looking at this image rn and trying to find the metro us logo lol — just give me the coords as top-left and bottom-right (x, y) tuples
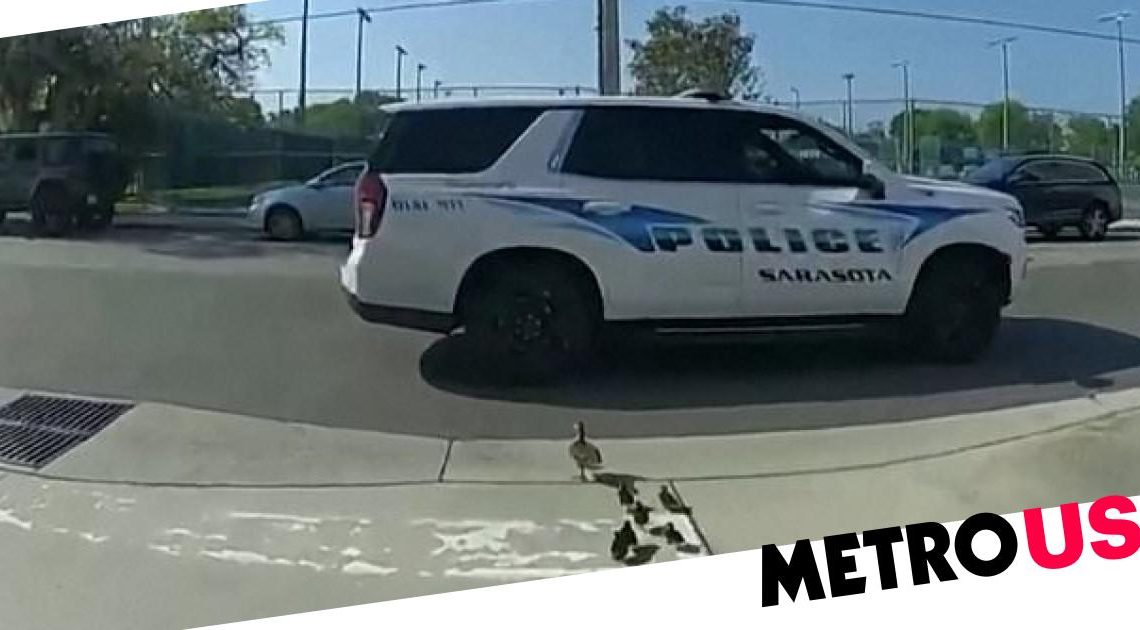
(761, 494), (1140, 607)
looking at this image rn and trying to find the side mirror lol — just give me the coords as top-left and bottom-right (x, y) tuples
(856, 173), (886, 200)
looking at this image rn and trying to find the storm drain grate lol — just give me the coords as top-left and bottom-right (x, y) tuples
(0, 395), (134, 468)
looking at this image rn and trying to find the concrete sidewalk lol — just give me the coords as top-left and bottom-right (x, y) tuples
(0, 385), (1139, 628)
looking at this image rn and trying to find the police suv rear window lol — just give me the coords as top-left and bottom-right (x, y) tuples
(562, 107), (742, 182)
(369, 107), (544, 174)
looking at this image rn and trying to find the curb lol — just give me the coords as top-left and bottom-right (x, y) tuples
(3, 386), (1139, 490)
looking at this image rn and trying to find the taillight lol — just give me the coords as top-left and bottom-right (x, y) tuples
(355, 170), (387, 238)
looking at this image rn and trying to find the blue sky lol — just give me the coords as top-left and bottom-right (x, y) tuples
(245, 0), (1140, 124)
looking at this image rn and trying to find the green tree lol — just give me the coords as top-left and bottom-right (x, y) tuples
(889, 108), (976, 145)
(1067, 115), (1113, 163)
(627, 6), (762, 99)
(272, 91), (400, 138)
(1123, 95), (1140, 168)
(976, 101), (1060, 152)
(0, 7), (281, 135)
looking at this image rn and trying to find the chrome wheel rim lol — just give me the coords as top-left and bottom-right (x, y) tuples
(1084, 208), (1108, 239)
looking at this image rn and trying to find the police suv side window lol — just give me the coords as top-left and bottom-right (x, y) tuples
(561, 107), (743, 182)
(735, 113), (861, 185)
(370, 107), (544, 174)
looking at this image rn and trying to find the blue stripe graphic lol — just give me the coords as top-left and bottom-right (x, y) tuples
(480, 194), (706, 252)
(477, 193), (990, 250)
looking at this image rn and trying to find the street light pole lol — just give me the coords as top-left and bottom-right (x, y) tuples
(355, 8), (372, 99)
(790, 86), (801, 110)
(433, 80), (442, 100)
(892, 61), (913, 174)
(597, 0), (620, 95)
(1100, 11), (1132, 175)
(298, 0), (310, 124)
(416, 63), (426, 103)
(842, 73), (855, 135)
(988, 37), (1017, 152)
(394, 46), (407, 100)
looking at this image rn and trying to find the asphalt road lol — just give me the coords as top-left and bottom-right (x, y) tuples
(0, 213), (1139, 439)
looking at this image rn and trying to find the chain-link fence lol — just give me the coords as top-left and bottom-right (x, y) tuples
(241, 84), (598, 120)
(781, 97), (1126, 181)
(132, 91), (1138, 207)
(129, 84), (599, 205)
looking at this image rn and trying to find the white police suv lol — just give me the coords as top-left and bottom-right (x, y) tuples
(341, 93), (1028, 382)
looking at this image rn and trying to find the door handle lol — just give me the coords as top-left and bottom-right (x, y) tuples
(582, 201), (630, 216)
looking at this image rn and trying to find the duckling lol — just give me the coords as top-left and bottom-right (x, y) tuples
(629, 501), (652, 526)
(663, 523), (685, 546)
(568, 421), (602, 482)
(611, 521), (637, 561)
(624, 544), (660, 566)
(618, 483), (636, 506)
(658, 485), (687, 514)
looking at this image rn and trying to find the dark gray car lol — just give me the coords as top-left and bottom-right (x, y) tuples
(964, 154), (1122, 241)
(0, 132), (131, 236)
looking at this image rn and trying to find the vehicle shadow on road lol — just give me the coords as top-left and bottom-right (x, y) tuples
(132, 231), (348, 260)
(420, 317), (1140, 413)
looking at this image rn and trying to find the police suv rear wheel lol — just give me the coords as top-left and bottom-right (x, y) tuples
(904, 257), (1003, 363)
(462, 261), (597, 384)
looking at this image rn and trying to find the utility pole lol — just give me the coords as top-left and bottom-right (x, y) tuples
(790, 86), (801, 110)
(597, 0), (620, 95)
(355, 8), (372, 99)
(893, 61), (913, 174)
(416, 63), (426, 103)
(842, 73), (855, 135)
(988, 37), (1017, 152)
(298, 0), (310, 124)
(1100, 11), (1132, 175)
(395, 45), (407, 100)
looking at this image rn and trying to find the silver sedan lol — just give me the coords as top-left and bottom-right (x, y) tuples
(248, 161), (365, 240)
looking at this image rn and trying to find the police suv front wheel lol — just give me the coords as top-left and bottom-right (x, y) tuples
(461, 261), (598, 385)
(903, 256), (1004, 364)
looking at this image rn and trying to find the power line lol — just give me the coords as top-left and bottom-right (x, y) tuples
(711, 0), (1140, 46)
(251, 0), (554, 26)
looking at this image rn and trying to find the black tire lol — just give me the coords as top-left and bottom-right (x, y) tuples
(30, 186), (76, 237)
(1037, 224), (1060, 240)
(1078, 203), (1110, 241)
(265, 206), (304, 241)
(461, 260), (599, 385)
(903, 255), (1004, 364)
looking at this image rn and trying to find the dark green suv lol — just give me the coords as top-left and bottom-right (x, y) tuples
(0, 132), (131, 236)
